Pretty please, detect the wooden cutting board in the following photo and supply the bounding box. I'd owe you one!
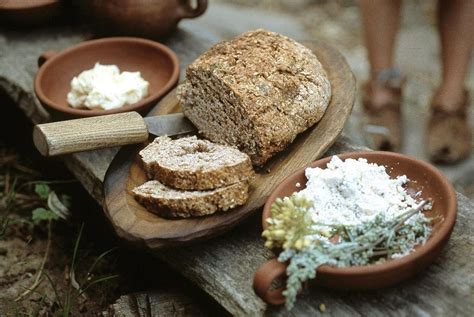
[103,41,356,249]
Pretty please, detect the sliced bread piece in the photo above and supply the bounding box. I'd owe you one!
[132,180,249,218]
[139,136,254,190]
[177,29,331,166]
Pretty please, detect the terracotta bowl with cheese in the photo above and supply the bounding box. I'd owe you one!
[34,37,179,120]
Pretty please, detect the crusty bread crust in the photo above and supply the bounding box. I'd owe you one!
[132,180,249,218]
[139,136,254,190]
[177,29,332,166]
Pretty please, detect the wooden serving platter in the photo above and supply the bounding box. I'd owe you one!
[103,41,356,249]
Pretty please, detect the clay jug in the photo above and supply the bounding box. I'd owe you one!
[78,0,208,39]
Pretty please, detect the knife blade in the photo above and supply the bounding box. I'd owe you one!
[144,113,196,137]
[33,111,197,156]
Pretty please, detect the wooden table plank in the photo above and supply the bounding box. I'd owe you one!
[104,290,205,316]
[1,4,473,315]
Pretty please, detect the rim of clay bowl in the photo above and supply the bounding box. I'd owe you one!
[262,151,457,277]
[0,0,58,10]
[34,37,180,118]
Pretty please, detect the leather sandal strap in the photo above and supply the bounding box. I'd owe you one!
[372,67,403,87]
[363,100,401,114]
[362,68,405,113]
[431,107,467,117]
[362,82,403,113]
[430,90,469,117]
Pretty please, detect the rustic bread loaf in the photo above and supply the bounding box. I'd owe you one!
[177,29,332,166]
[139,136,254,190]
[132,180,249,218]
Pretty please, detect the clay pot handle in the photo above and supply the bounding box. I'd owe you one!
[253,258,287,305]
[38,50,58,67]
[179,0,208,19]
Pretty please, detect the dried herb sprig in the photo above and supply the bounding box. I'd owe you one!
[263,195,431,310]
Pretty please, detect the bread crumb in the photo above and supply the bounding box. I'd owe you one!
[319,303,326,312]
[295,182,301,188]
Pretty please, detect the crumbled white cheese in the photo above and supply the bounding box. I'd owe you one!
[298,156,426,230]
[67,63,149,110]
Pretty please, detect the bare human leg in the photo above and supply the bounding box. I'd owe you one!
[427,0,473,163]
[359,0,403,107]
[434,0,474,109]
[359,0,404,151]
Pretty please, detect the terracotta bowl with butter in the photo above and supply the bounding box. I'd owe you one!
[253,151,457,306]
[34,37,179,120]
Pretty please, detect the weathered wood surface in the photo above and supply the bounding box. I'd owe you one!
[102,41,355,249]
[1,3,473,316]
[104,291,205,317]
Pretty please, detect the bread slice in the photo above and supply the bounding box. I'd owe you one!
[139,136,254,190]
[132,180,249,218]
[177,29,331,166]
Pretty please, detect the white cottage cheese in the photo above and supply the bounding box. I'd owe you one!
[67,63,149,110]
[297,156,426,233]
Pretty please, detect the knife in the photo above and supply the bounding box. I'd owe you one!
[33,112,196,156]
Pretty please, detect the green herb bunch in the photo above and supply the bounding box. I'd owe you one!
[262,195,431,310]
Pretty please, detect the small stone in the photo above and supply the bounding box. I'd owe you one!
[319,303,326,312]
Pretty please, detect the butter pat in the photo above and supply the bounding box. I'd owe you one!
[67,63,149,110]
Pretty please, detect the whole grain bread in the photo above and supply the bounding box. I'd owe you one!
[177,29,332,166]
[132,180,248,218]
[139,136,254,190]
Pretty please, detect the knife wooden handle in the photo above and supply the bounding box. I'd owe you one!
[33,112,149,156]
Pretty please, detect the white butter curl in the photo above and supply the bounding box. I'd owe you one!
[67,63,149,110]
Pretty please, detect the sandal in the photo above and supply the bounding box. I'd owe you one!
[362,69,404,152]
[426,91,472,164]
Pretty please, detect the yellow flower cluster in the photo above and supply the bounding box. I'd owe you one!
[262,195,318,250]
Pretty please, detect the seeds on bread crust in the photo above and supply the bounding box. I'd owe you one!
[132,180,249,218]
[139,136,254,190]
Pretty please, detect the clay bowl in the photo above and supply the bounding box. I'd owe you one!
[34,37,179,120]
[253,151,457,305]
[0,0,61,26]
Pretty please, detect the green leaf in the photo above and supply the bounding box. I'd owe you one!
[35,183,51,200]
[32,207,59,224]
